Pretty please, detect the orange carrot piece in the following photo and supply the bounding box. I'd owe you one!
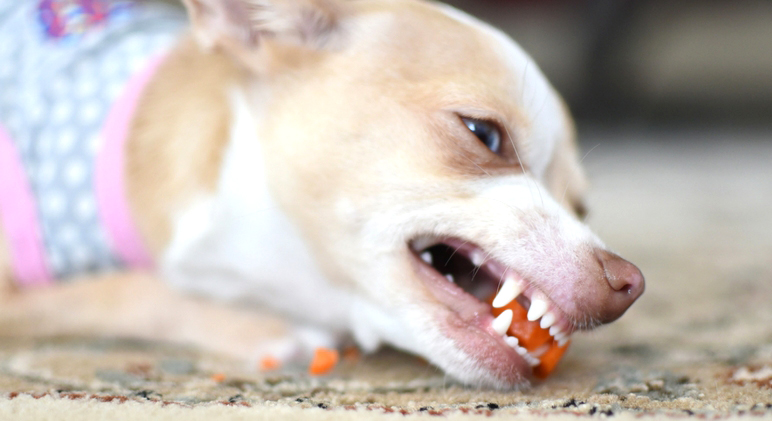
[309,348,339,376]
[211,373,226,383]
[488,295,570,378]
[505,303,553,351]
[490,298,552,351]
[533,341,570,379]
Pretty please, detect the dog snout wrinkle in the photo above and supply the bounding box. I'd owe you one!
[594,249,645,323]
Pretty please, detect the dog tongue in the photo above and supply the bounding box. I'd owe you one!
[487,296,569,379]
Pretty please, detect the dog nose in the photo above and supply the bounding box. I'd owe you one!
[595,249,645,323]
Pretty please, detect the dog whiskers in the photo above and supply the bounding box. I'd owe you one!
[558,143,601,218]
[462,154,492,176]
[445,240,472,268]
[520,59,530,107]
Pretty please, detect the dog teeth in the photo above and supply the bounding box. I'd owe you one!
[491,275,522,308]
[445,274,454,283]
[420,251,432,265]
[498,301,568,368]
[527,297,548,321]
[491,309,513,336]
[539,311,557,329]
[470,250,486,267]
[515,344,541,366]
[504,336,519,348]
[509,343,540,366]
[524,352,541,367]
[531,344,550,358]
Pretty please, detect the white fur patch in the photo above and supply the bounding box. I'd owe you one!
[162,88,353,334]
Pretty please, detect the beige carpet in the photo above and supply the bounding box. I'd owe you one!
[1,129,771,419]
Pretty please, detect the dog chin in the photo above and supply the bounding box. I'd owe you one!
[422,308,536,390]
[350,292,534,390]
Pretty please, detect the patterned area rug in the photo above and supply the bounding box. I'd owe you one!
[1,129,771,419]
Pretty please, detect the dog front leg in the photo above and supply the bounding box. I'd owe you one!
[0,271,335,366]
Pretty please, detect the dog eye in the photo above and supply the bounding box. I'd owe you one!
[462,117,501,154]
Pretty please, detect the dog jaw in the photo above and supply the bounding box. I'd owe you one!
[331,175,637,389]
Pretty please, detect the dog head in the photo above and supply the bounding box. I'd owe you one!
[184,0,644,389]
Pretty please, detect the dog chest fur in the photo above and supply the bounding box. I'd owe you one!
[161,86,355,332]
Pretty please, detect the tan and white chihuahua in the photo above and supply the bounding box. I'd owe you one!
[0,0,643,389]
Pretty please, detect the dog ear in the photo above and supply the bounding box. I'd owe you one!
[182,0,345,65]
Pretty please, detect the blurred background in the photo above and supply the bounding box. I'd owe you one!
[445,0,772,128]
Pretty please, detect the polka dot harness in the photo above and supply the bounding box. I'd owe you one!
[0,0,185,284]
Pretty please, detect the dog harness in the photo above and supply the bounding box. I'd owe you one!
[0,0,185,285]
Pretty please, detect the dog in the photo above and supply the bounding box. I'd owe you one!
[0,0,644,389]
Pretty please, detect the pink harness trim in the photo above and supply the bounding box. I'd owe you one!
[0,126,54,286]
[94,55,165,270]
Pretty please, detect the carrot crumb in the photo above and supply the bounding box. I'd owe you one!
[211,373,226,383]
[309,348,339,376]
[259,356,281,371]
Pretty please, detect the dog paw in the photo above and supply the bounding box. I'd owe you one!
[249,324,341,371]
